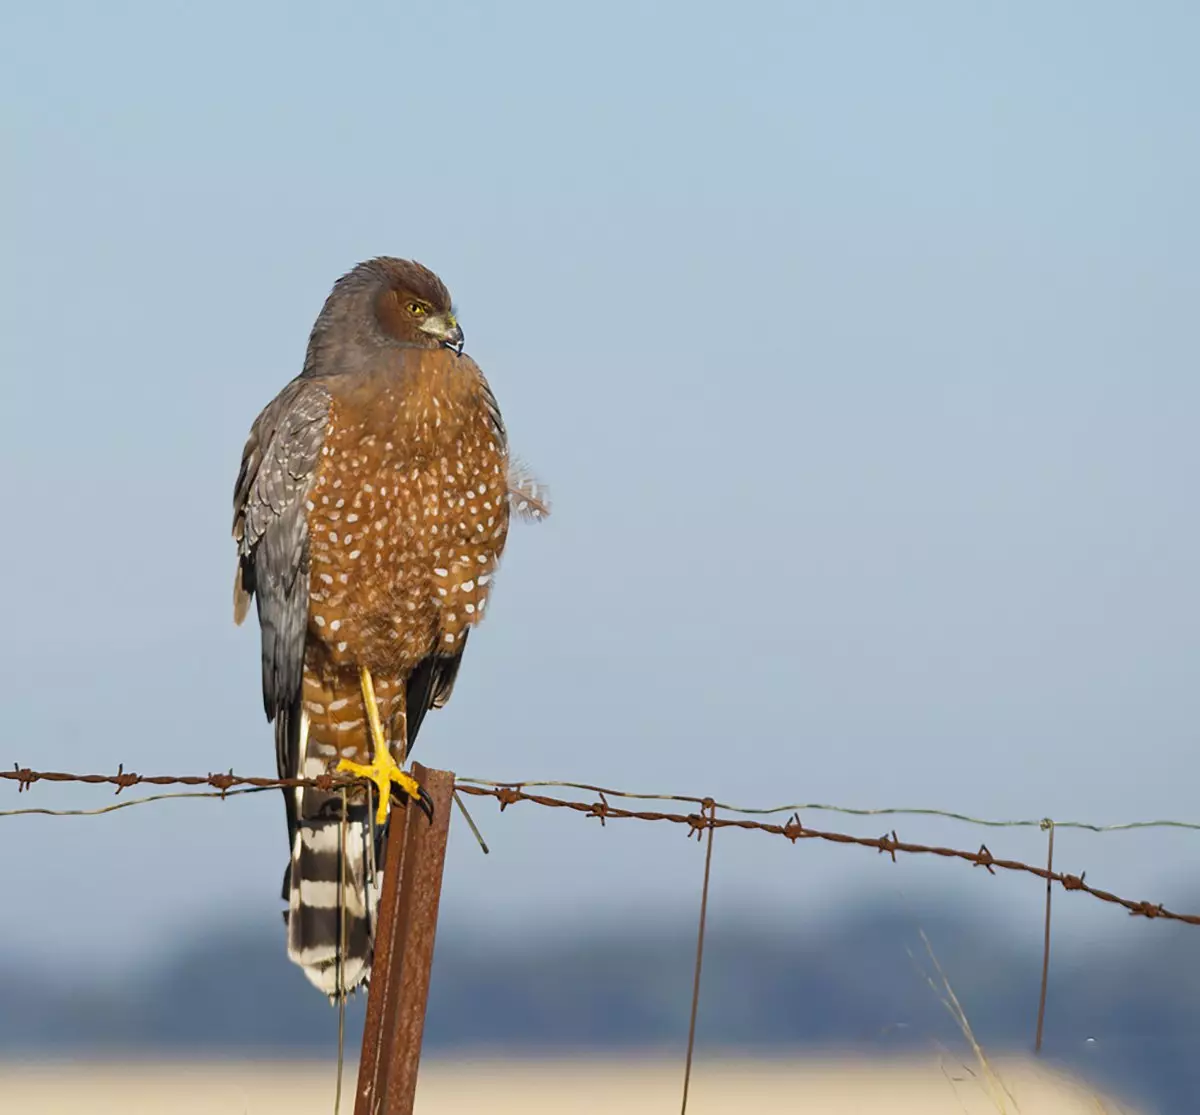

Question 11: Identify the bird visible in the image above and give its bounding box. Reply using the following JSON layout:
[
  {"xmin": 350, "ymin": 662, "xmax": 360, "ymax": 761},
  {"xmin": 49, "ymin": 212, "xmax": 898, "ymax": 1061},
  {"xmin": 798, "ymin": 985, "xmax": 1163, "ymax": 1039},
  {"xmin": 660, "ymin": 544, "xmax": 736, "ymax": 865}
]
[{"xmin": 231, "ymin": 257, "xmax": 545, "ymax": 998}]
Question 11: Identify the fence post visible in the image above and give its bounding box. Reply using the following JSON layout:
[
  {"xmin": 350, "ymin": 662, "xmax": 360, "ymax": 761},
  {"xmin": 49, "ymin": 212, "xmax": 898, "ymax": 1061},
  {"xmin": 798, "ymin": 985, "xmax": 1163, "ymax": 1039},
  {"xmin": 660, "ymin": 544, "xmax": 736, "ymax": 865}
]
[{"xmin": 354, "ymin": 763, "xmax": 455, "ymax": 1115}]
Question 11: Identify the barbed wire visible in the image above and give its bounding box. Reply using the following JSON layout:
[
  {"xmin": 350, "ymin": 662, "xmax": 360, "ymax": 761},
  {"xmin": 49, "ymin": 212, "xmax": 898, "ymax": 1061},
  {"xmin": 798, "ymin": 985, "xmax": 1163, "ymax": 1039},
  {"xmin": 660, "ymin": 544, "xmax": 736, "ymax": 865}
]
[
  {"xmin": 7, "ymin": 764, "xmax": 1200, "ymax": 832},
  {"xmin": 3, "ymin": 764, "xmax": 1199, "ymax": 927},
  {"xmin": 458, "ymin": 777, "xmax": 1200, "ymax": 833}
]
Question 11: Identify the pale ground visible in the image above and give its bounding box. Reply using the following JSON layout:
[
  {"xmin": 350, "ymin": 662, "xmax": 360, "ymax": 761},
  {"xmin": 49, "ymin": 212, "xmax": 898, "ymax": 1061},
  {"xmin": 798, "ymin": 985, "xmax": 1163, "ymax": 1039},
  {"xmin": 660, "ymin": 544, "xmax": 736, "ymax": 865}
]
[{"xmin": 0, "ymin": 1056, "xmax": 1147, "ymax": 1114}]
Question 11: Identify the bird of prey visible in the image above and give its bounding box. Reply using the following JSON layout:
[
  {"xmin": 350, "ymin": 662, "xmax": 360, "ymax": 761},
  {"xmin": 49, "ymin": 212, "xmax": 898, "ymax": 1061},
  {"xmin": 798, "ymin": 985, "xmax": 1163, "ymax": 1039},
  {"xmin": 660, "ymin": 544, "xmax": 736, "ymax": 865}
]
[{"xmin": 232, "ymin": 258, "xmax": 545, "ymax": 998}]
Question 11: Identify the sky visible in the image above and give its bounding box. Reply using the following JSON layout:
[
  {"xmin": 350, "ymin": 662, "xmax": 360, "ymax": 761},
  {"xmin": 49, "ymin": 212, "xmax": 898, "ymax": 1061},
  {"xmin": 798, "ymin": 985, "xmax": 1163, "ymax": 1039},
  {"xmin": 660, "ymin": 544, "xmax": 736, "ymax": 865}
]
[{"xmin": 1, "ymin": 1, "xmax": 1198, "ymax": 972}]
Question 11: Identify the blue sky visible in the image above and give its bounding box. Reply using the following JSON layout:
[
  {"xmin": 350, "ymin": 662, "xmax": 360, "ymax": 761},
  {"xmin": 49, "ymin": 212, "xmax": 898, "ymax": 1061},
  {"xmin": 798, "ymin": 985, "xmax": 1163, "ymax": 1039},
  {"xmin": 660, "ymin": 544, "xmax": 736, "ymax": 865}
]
[{"xmin": 1, "ymin": 1, "xmax": 1198, "ymax": 969}]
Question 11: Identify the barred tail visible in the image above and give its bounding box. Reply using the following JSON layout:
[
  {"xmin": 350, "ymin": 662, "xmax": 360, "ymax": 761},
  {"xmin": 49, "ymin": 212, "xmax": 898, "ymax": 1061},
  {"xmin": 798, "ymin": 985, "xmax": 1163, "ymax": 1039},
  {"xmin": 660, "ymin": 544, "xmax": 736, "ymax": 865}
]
[{"xmin": 284, "ymin": 801, "xmax": 380, "ymax": 998}]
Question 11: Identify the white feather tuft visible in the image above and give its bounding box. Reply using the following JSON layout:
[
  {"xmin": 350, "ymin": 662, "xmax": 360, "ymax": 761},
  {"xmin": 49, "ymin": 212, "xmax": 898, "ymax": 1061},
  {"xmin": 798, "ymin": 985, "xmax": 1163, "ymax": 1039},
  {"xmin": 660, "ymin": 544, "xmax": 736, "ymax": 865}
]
[{"xmin": 507, "ymin": 457, "xmax": 551, "ymax": 522}]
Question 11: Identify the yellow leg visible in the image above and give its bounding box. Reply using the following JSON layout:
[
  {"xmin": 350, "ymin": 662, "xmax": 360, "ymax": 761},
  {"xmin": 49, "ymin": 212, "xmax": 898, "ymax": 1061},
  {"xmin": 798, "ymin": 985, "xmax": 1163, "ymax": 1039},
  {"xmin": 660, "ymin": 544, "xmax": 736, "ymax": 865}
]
[{"xmin": 337, "ymin": 666, "xmax": 423, "ymax": 826}]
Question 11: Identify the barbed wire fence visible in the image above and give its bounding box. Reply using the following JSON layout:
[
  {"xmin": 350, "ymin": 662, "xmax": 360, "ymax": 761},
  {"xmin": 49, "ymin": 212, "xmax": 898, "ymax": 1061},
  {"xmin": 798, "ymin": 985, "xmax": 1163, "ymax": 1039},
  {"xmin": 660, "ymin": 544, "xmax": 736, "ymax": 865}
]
[{"xmin": 5, "ymin": 762, "xmax": 1200, "ymax": 1113}]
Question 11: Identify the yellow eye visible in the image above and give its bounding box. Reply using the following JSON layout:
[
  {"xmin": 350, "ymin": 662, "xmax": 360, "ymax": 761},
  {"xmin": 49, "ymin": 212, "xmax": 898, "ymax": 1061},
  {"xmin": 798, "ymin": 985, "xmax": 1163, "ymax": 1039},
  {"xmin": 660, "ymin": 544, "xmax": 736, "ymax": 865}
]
[{"xmin": 407, "ymin": 301, "xmax": 427, "ymax": 315}]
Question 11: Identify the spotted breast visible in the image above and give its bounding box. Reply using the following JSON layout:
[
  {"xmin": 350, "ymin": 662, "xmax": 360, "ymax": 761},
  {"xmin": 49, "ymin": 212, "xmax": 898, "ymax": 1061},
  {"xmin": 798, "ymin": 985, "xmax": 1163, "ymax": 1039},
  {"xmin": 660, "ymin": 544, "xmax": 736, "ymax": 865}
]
[{"xmin": 301, "ymin": 347, "xmax": 509, "ymax": 758}]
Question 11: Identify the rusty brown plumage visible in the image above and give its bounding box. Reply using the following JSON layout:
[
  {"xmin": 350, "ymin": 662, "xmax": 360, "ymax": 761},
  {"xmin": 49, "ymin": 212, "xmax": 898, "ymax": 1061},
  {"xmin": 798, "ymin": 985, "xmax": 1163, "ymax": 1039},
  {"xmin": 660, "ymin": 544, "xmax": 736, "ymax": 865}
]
[
  {"xmin": 232, "ymin": 257, "xmax": 542, "ymax": 998},
  {"xmin": 301, "ymin": 349, "xmax": 509, "ymax": 767}
]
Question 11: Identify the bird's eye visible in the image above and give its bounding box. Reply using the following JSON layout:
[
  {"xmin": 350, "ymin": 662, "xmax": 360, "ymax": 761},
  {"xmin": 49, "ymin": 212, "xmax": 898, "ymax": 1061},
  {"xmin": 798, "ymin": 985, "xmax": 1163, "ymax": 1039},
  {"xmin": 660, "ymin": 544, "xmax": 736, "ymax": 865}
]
[{"xmin": 407, "ymin": 301, "xmax": 427, "ymax": 315}]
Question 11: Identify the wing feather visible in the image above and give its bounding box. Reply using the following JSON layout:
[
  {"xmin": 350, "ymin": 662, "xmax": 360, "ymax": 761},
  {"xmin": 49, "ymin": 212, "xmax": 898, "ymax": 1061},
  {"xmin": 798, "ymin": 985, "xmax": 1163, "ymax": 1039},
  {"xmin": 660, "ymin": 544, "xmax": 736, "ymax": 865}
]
[{"xmin": 231, "ymin": 377, "xmax": 331, "ymax": 750}]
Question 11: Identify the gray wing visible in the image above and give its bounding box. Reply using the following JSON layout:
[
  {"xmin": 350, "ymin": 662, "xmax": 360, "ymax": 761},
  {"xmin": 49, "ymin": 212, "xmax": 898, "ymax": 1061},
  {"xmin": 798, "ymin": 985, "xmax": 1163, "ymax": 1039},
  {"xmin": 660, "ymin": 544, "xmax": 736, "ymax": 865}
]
[{"xmin": 232, "ymin": 378, "xmax": 331, "ymax": 730}]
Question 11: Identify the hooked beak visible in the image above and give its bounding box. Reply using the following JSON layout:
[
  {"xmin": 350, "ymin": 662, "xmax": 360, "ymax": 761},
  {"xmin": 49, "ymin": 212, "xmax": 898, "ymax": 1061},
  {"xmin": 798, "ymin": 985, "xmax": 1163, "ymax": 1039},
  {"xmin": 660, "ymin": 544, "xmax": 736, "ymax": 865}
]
[
  {"xmin": 443, "ymin": 320, "xmax": 465, "ymax": 355},
  {"xmin": 420, "ymin": 312, "xmax": 464, "ymax": 355}
]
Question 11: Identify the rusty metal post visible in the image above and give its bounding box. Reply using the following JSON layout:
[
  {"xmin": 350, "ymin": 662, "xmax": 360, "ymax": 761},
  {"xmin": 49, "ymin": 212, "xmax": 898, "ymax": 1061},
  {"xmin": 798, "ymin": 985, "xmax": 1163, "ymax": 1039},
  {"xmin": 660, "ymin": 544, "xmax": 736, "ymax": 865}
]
[{"xmin": 354, "ymin": 763, "xmax": 455, "ymax": 1115}]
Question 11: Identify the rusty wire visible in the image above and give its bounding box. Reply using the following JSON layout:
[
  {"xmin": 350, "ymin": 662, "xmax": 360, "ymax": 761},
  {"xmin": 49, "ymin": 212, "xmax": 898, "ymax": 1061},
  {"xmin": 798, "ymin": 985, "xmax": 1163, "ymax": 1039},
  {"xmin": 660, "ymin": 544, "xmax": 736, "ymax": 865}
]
[
  {"xmin": 4, "ymin": 764, "xmax": 1200, "ymax": 927},
  {"xmin": 9, "ymin": 765, "xmax": 1200, "ymax": 833}
]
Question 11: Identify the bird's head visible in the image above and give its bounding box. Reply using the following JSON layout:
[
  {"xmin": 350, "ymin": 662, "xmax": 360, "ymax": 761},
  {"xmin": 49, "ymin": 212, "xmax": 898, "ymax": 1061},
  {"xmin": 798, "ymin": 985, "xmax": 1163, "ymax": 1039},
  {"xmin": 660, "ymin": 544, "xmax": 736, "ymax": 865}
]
[
  {"xmin": 301, "ymin": 257, "xmax": 466, "ymax": 379},
  {"xmin": 372, "ymin": 258, "xmax": 464, "ymax": 353}
]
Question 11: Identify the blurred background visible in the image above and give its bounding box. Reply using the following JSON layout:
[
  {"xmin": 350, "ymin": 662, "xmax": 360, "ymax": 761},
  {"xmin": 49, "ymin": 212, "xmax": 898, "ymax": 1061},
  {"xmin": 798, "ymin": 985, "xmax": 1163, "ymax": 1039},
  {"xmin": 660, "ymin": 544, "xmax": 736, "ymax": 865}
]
[{"xmin": 1, "ymin": 2, "xmax": 1197, "ymax": 1112}]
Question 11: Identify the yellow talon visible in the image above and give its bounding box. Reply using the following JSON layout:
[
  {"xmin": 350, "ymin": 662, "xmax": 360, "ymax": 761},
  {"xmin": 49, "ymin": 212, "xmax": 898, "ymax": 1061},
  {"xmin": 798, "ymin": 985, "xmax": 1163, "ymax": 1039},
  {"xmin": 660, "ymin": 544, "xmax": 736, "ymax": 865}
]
[
  {"xmin": 337, "ymin": 665, "xmax": 423, "ymax": 826},
  {"xmin": 337, "ymin": 749, "xmax": 422, "ymax": 827}
]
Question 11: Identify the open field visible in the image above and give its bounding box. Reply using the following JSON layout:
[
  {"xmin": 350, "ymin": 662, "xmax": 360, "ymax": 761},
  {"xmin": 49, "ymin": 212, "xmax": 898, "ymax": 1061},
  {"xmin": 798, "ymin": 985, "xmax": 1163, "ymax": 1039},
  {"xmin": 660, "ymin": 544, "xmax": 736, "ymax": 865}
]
[{"xmin": 0, "ymin": 1056, "xmax": 1145, "ymax": 1114}]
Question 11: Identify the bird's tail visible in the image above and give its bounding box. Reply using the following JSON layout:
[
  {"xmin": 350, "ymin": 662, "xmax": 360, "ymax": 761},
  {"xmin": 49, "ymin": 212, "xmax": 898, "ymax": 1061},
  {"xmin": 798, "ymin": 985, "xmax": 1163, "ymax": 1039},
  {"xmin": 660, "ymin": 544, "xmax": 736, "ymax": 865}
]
[{"xmin": 283, "ymin": 766, "xmax": 382, "ymax": 1000}]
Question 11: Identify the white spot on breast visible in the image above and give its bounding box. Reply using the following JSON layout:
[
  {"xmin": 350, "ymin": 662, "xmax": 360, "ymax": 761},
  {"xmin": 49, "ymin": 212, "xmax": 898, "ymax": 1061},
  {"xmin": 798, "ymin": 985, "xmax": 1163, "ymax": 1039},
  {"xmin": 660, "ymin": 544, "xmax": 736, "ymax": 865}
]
[
  {"xmin": 319, "ymin": 573, "xmax": 333, "ymax": 585},
  {"xmin": 330, "ymin": 620, "xmax": 341, "ymax": 632},
  {"xmin": 337, "ymin": 641, "xmax": 348, "ymax": 652},
  {"xmin": 314, "ymin": 616, "xmax": 326, "ymax": 627},
  {"xmin": 349, "ymin": 550, "xmax": 361, "ymax": 560}
]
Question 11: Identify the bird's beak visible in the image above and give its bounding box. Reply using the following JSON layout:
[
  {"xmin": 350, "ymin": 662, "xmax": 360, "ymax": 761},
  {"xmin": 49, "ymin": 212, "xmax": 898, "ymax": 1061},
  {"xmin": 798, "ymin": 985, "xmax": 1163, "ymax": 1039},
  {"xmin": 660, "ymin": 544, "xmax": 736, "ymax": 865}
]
[
  {"xmin": 421, "ymin": 312, "xmax": 465, "ymax": 355},
  {"xmin": 444, "ymin": 318, "xmax": 465, "ymax": 355}
]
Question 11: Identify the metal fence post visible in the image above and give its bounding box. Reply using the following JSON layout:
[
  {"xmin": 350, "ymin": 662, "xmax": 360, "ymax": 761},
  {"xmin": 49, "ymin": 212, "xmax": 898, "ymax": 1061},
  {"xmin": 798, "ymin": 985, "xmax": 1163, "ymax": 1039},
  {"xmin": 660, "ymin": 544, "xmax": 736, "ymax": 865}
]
[{"xmin": 354, "ymin": 763, "xmax": 455, "ymax": 1115}]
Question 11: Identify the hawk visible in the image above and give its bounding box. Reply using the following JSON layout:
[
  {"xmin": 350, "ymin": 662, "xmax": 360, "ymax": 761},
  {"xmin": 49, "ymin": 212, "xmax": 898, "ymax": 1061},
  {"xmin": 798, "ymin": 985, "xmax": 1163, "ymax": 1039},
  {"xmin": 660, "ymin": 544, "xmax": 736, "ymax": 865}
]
[{"xmin": 232, "ymin": 258, "xmax": 543, "ymax": 998}]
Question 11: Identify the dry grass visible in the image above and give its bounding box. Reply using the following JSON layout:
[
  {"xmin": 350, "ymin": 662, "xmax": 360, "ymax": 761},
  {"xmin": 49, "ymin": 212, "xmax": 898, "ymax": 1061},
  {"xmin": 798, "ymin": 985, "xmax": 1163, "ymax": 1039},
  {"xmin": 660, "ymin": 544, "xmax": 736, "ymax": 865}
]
[{"xmin": 0, "ymin": 1056, "xmax": 1143, "ymax": 1114}]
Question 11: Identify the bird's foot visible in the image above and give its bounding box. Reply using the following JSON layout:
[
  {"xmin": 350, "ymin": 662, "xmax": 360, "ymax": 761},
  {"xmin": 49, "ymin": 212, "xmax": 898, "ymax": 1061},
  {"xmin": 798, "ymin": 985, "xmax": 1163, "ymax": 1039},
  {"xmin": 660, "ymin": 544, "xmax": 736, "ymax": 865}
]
[{"xmin": 337, "ymin": 749, "xmax": 433, "ymax": 825}]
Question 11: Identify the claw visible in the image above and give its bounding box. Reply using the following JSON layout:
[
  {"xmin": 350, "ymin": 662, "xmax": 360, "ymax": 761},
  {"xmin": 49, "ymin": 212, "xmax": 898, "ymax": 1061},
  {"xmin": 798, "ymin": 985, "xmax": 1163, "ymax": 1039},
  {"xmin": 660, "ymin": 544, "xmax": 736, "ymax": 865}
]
[{"xmin": 337, "ymin": 750, "xmax": 424, "ymax": 826}]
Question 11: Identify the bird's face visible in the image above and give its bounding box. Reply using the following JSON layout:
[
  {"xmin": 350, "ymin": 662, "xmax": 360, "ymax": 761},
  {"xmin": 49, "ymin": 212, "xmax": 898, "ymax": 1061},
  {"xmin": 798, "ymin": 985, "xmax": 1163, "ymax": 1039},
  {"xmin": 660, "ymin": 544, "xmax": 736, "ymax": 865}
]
[
  {"xmin": 374, "ymin": 263, "xmax": 464, "ymax": 353},
  {"xmin": 402, "ymin": 291, "xmax": 464, "ymax": 353}
]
